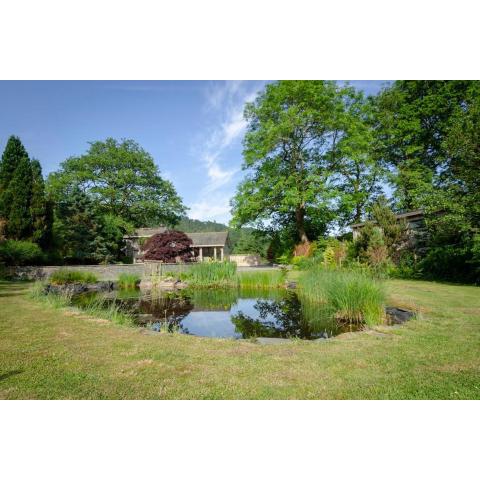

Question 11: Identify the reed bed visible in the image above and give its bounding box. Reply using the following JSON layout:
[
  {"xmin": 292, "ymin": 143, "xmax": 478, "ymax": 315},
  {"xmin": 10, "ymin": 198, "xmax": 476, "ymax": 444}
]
[
  {"xmin": 117, "ymin": 273, "xmax": 141, "ymax": 289},
  {"xmin": 49, "ymin": 269, "xmax": 98, "ymax": 285},
  {"xmin": 237, "ymin": 269, "xmax": 285, "ymax": 289},
  {"xmin": 181, "ymin": 261, "xmax": 237, "ymax": 287},
  {"xmin": 297, "ymin": 267, "xmax": 385, "ymax": 326}
]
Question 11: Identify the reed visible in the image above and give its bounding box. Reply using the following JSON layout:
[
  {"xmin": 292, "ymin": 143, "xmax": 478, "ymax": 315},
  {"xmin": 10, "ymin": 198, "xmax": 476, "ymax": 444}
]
[
  {"xmin": 237, "ymin": 269, "xmax": 285, "ymax": 289},
  {"xmin": 181, "ymin": 261, "xmax": 237, "ymax": 287},
  {"xmin": 297, "ymin": 267, "xmax": 385, "ymax": 326},
  {"xmin": 117, "ymin": 273, "xmax": 141, "ymax": 289},
  {"xmin": 49, "ymin": 269, "xmax": 98, "ymax": 285}
]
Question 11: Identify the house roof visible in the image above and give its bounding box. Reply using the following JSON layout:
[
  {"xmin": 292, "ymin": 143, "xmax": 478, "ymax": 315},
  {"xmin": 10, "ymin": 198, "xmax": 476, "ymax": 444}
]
[
  {"xmin": 125, "ymin": 228, "xmax": 229, "ymax": 247},
  {"xmin": 131, "ymin": 227, "xmax": 167, "ymax": 237},
  {"xmin": 187, "ymin": 232, "xmax": 229, "ymax": 247},
  {"xmin": 351, "ymin": 209, "xmax": 424, "ymax": 229}
]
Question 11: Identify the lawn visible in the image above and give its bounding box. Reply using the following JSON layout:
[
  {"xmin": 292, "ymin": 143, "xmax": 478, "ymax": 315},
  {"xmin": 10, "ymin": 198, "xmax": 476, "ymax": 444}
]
[{"xmin": 0, "ymin": 279, "xmax": 479, "ymax": 399}]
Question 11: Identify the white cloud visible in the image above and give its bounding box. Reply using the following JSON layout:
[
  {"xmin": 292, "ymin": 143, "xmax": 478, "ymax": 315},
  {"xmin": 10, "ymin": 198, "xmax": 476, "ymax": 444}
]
[{"xmin": 189, "ymin": 81, "xmax": 266, "ymax": 222}]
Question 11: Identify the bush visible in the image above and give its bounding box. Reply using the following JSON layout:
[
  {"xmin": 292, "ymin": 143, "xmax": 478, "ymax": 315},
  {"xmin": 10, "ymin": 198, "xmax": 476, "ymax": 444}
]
[
  {"xmin": 49, "ymin": 269, "xmax": 98, "ymax": 284},
  {"xmin": 142, "ymin": 230, "xmax": 194, "ymax": 263},
  {"xmin": 117, "ymin": 272, "xmax": 141, "ymax": 289},
  {"xmin": 297, "ymin": 267, "xmax": 385, "ymax": 326},
  {"xmin": 0, "ymin": 239, "xmax": 44, "ymax": 265}
]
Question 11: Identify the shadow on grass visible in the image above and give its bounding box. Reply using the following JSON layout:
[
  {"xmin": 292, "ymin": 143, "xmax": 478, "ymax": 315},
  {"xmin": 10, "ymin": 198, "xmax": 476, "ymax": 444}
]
[{"xmin": 0, "ymin": 370, "xmax": 24, "ymax": 382}]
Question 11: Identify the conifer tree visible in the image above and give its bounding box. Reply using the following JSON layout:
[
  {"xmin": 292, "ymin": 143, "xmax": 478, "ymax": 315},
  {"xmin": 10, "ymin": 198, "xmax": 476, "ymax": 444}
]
[
  {"xmin": 30, "ymin": 159, "xmax": 52, "ymax": 248},
  {"xmin": 0, "ymin": 135, "xmax": 30, "ymax": 221},
  {"xmin": 7, "ymin": 155, "xmax": 33, "ymax": 239}
]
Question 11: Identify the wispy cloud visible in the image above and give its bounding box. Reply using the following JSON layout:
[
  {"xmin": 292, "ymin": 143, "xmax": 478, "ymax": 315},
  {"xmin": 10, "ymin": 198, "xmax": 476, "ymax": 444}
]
[{"xmin": 189, "ymin": 81, "xmax": 266, "ymax": 222}]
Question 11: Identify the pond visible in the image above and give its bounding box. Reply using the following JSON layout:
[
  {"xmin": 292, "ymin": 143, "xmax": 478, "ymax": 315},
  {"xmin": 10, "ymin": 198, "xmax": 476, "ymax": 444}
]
[{"xmin": 74, "ymin": 287, "xmax": 362, "ymax": 340}]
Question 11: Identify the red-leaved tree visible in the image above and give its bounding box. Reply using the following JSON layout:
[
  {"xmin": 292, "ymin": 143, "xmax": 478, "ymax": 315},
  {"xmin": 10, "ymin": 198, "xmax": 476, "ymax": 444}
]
[{"xmin": 141, "ymin": 230, "xmax": 194, "ymax": 263}]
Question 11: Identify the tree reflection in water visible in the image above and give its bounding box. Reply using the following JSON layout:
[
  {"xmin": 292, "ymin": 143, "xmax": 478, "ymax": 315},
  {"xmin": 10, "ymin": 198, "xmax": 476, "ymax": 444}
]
[{"xmin": 231, "ymin": 291, "xmax": 334, "ymax": 339}]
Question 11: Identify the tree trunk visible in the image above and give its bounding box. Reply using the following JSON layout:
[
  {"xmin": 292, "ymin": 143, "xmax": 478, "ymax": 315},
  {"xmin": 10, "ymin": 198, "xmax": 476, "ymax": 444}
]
[{"xmin": 295, "ymin": 205, "xmax": 309, "ymax": 244}]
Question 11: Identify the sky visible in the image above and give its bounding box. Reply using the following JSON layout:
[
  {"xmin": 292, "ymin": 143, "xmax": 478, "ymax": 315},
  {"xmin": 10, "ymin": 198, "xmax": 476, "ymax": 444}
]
[{"xmin": 0, "ymin": 80, "xmax": 386, "ymax": 225}]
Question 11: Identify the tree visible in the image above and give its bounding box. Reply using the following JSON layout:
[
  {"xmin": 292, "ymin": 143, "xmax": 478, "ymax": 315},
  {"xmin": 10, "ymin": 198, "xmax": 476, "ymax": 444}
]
[
  {"xmin": 30, "ymin": 159, "xmax": 53, "ymax": 249},
  {"xmin": 142, "ymin": 230, "xmax": 194, "ymax": 263},
  {"xmin": 0, "ymin": 136, "xmax": 29, "ymax": 220},
  {"xmin": 328, "ymin": 89, "xmax": 385, "ymax": 226},
  {"xmin": 53, "ymin": 187, "xmax": 103, "ymax": 264},
  {"xmin": 230, "ymin": 81, "xmax": 343, "ymax": 244},
  {"xmin": 47, "ymin": 138, "xmax": 186, "ymax": 228},
  {"xmin": 6, "ymin": 154, "xmax": 33, "ymax": 239}
]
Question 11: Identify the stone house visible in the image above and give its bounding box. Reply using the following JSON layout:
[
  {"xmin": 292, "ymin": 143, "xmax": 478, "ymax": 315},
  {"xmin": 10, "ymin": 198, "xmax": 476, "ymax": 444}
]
[
  {"xmin": 351, "ymin": 209, "xmax": 426, "ymax": 246},
  {"xmin": 124, "ymin": 227, "xmax": 230, "ymax": 263}
]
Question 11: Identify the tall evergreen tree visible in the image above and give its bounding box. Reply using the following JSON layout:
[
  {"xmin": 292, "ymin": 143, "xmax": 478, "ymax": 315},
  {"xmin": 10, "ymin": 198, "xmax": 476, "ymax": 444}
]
[
  {"xmin": 0, "ymin": 135, "xmax": 30, "ymax": 221},
  {"xmin": 6, "ymin": 154, "xmax": 33, "ymax": 239},
  {"xmin": 30, "ymin": 159, "xmax": 52, "ymax": 248}
]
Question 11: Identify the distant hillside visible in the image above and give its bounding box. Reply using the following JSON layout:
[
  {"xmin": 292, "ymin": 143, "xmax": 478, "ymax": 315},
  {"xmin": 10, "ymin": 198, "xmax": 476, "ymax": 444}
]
[
  {"xmin": 176, "ymin": 217, "xmax": 228, "ymax": 233},
  {"xmin": 175, "ymin": 217, "xmax": 268, "ymax": 256}
]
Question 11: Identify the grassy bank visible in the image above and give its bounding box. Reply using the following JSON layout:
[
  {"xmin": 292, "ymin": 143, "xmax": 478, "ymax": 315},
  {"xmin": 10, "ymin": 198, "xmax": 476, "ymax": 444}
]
[{"xmin": 1, "ymin": 279, "xmax": 479, "ymax": 399}]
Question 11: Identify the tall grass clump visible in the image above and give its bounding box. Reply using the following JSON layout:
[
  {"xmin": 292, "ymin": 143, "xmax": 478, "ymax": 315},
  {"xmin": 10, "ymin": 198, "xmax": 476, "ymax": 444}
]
[
  {"xmin": 49, "ymin": 269, "xmax": 98, "ymax": 285},
  {"xmin": 117, "ymin": 272, "xmax": 141, "ymax": 289},
  {"xmin": 237, "ymin": 269, "xmax": 286, "ymax": 289},
  {"xmin": 80, "ymin": 295, "xmax": 135, "ymax": 326},
  {"xmin": 298, "ymin": 267, "xmax": 385, "ymax": 326},
  {"xmin": 181, "ymin": 261, "xmax": 237, "ymax": 287},
  {"xmin": 28, "ymin": 281, "xmax": 73, "ymax": 308}
]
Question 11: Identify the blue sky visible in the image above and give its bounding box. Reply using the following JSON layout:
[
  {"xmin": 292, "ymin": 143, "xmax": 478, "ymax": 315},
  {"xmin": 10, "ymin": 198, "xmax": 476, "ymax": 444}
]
[{"xmin": 0, "ymin": 80, "xmax": 386, "ymax": 224}]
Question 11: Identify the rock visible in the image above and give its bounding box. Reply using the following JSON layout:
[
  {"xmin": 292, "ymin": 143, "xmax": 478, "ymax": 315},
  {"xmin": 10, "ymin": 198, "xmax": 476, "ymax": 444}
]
[
  {"xmin": 44, "ymin": 281, "xmax": 115, "ymax": 296},
  {"xmin": 385, "ymin": 307, "xmax": 415, "ymax": 325},
  {"xmin": 256, "ymin": 337, "xmax": 294, "ymax": 345}
]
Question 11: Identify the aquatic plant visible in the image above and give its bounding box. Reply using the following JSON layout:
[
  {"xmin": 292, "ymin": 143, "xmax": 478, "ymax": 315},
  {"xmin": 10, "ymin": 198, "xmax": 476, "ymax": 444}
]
[
  {"xmin": 117, "ymin": 272, "xmax": 141, "ymax": 289},
  {"xmin": 80, "ymin": 295, "xmax": 135, "ymax": 326},
  {"xmin": 49, "ymin": 269, "xmax": 98, "ymax": 285},
  {"xmin": 181, "ymin": 261, "xmax": 237, "ymax": 287},
  {"xmin": 297, "ymin": 267, "xmax": 385, "ymax": 326},
  {"xmin": 237, "ymin": 269, "xmax": 286, "ymax": 289}
]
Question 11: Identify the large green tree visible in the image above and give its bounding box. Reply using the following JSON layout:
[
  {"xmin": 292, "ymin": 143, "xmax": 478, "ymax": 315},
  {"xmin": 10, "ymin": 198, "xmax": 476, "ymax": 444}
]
[
  {"xmin": 328, "ymin": 89, "xmax": 385, "ymax": 226},
  {"xmin": 47, "ymin": 138, "xmax": 186, "ymax": 228},
  {"xmin": 30, "ymin": 159, "xmax": 53, "ymax": 248},
  {"xmin": 230, "ymin": 81, "xmax": 344, "ymax": 244}
]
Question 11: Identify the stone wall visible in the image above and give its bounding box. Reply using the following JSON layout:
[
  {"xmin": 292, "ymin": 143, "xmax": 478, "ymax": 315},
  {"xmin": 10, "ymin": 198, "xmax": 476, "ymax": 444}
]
[
  {"xmin": 8, "ymin": 264, "xmax": 146, "ymax": 281},
  {"xmin": 229, "ymin": 254, "xmax": 264, "ymax": 267}
]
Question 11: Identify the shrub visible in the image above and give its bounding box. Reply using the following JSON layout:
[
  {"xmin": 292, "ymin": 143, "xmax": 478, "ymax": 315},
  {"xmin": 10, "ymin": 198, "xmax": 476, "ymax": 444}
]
[
  {"xmin": 142, "ymin": 230, "xmax": 194, "ymax": 263},
  {"xmin": 49, "ymin": 269, "xmax": 98, "ymax": 284},
  {"xmin": 182, "ymin": 261, "xmax": 237, "ymax": 286},
  {"xmin": 117, "ymin": 272, "xmax": 141, "ymax": 289},
  {"xmin": 297, "ymin": 267, "xmax": 385, "ymax": 326},
  {"xmin": 0, "ymin": 239, "xmax": 44, "ymax": 265}
]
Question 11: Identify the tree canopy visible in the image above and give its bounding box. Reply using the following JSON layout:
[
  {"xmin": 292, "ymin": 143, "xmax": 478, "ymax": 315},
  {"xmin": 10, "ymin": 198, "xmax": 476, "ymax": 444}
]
[{"xmin": 47, "ymin": 138, "xmax": 186, "ymax": 228}]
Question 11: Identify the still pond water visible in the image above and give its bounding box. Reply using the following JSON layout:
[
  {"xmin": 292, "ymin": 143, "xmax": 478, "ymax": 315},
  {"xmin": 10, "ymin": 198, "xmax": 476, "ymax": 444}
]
[{"xmin": 77, "ymin": 288, "xmax": 360, "ymax": 340}]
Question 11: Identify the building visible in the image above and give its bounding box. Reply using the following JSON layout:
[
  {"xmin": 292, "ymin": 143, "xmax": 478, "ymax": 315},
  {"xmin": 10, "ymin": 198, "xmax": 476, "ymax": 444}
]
[
  {"xmin": 351, "ymin": 209, "xmax": 426, "ymax": 243},
  {"xmin": 124, "ymin": 227, "xmax": 230, "ymax": 263}
]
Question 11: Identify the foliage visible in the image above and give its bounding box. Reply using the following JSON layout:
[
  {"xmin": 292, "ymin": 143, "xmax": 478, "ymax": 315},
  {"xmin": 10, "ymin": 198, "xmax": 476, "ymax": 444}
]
[
  {"xmin": 49, "ymin": 269, "xmax": 98, "ymax": 284},
  {"xmin": 180, "ymin": 261, "xmax": 237, "ymax": 287},
  {"xmin": 52, "ymin": 187, "xmax": 104, "ymax": 264},
  {"xmin": 47, "ymin": 138, "xmax": 185, "ymax": 228},
  {"xmin": 237, "ymin": 269, "xmax": 286, "ymax": 289},
  {"xmin": 142, "ymin": 230, "xmax": 194, "ymax": 263},
  {"xmin": 0, "ymin": 239, "xmax": 44, "ymax": 265},
  {"xmin": 329, "ymin": 89, "xmax": 385, "ymax": 226},
  {"xmin": 117, "ymin": 272, "xmax": 141, "ymax": 289},
  {"xmin": 30, "ymin": 159, "xmax": 53, "ymax": 248},
  {"xmin": 231, "ymin": 81, "xmax": 344, "ymax": 244},
  {"xmin": 297, "ymin": 267, "xmax": 385, "ymax": 326}
]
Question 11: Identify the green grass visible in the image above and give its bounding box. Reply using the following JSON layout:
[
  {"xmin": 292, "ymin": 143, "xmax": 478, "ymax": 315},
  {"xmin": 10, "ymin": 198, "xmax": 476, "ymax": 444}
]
[
  {"xmin": 117, "ymin": 273, "xmax": 141, "ymax": 289},
  {"xmin": 237, "ymin": 269, "xmax": 286, "ymax": 289},
  {"xmin": 1, "ymin": 279, "xmax": 479, "ymax": 399},
  {"xmin": 79, "ymin": 295, "xmax": 135, "ymax": 326},
  {"xmin": 297, "ymin": 267, "xmax": 385, "ymax": 326},
  {"xmin": 49, "ymin": 269, "xmax": 98, "ymax": 285},
  {"xmin": 181, "ymin": 261, "xmax": 237, "ymax": 287}
]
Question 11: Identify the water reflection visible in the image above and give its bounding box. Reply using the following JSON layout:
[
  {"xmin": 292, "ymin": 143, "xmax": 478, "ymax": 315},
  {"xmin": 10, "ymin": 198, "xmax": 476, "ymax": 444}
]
[{"xmin": 77, "ymin": 287, "xmax": 353, "ymax": 339}]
